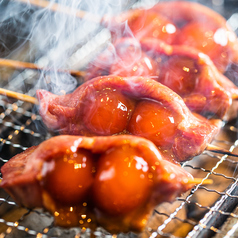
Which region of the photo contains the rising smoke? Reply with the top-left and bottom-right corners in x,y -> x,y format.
0,0 -> 137,94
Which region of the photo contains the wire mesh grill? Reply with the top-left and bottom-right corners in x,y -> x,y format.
0,0 -> 238,237
0,98 -> 238,237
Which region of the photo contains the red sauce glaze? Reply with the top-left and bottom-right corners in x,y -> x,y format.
93,145 -> 152,216
159,56 -> 199,96
128,10 -> 178,44
0,135 -> 195,233
174,21 -> 234,72
42,149 -> 95,206
88,38 -> 160,78
82,89 -> 135,135
37,76 -> 222,161
110,51 -> 159,78
127,100 -> 181,147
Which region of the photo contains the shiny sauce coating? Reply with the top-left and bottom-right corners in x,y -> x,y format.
128,100 -> 181,147
93,145 -> 153,215
41,149 -> 95,205
127,10 -> 178,44
110,51 -> 159,77
82,88 -> 181,150
40,144 -> 157,232
174,22 -> 234,72
159,56 -> 199,96
82,88 -> 135,135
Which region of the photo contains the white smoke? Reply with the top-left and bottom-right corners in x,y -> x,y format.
28,0 -> 128,94
0,0 -> 137,94
0,0 -> 232,94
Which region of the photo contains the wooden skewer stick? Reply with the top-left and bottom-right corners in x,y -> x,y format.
206,144 -> 238,158
0,177 -> 212,186
15,0 -> 126,27
0,88 -> 38,105
0,58 -> 86,77
16,0 -> 102,23
186,178 -> 213,185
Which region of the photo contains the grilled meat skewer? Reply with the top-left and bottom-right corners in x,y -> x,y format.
108,1 -> 238,73
36,75 -> 221,162
86,37 -> 238,120
0,135 -> 194,233
0,87 -> 237,159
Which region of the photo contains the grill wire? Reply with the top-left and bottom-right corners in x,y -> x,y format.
0,0 -> 238,237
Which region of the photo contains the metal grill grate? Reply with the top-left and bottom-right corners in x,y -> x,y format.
0,100 -> 238,237
0,0 -> 238,237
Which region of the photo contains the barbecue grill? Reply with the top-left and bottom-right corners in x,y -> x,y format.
0,0 -> 238,237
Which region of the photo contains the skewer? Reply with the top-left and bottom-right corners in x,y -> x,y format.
15,0 -> 102,23
0,88 -> 237,159
206,144 -> 238,158
186,178 -> 213,185
0,177 -> 212,185
0,58 -> 86,77
15,0 -> 129,28
0,88 -> 38,105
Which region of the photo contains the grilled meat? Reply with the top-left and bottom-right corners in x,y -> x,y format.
36,75 -> 221,162
0,135 -> 194,233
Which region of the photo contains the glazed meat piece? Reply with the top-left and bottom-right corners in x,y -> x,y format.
86,37 -> 238,119
37,75 -> 221,162
109,1 -> 238,73
0,135 -> 194,233
151,1 -> 238,73
141,38 -> 238,119
85,38 -> 160,80
109,8 -> 178,44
